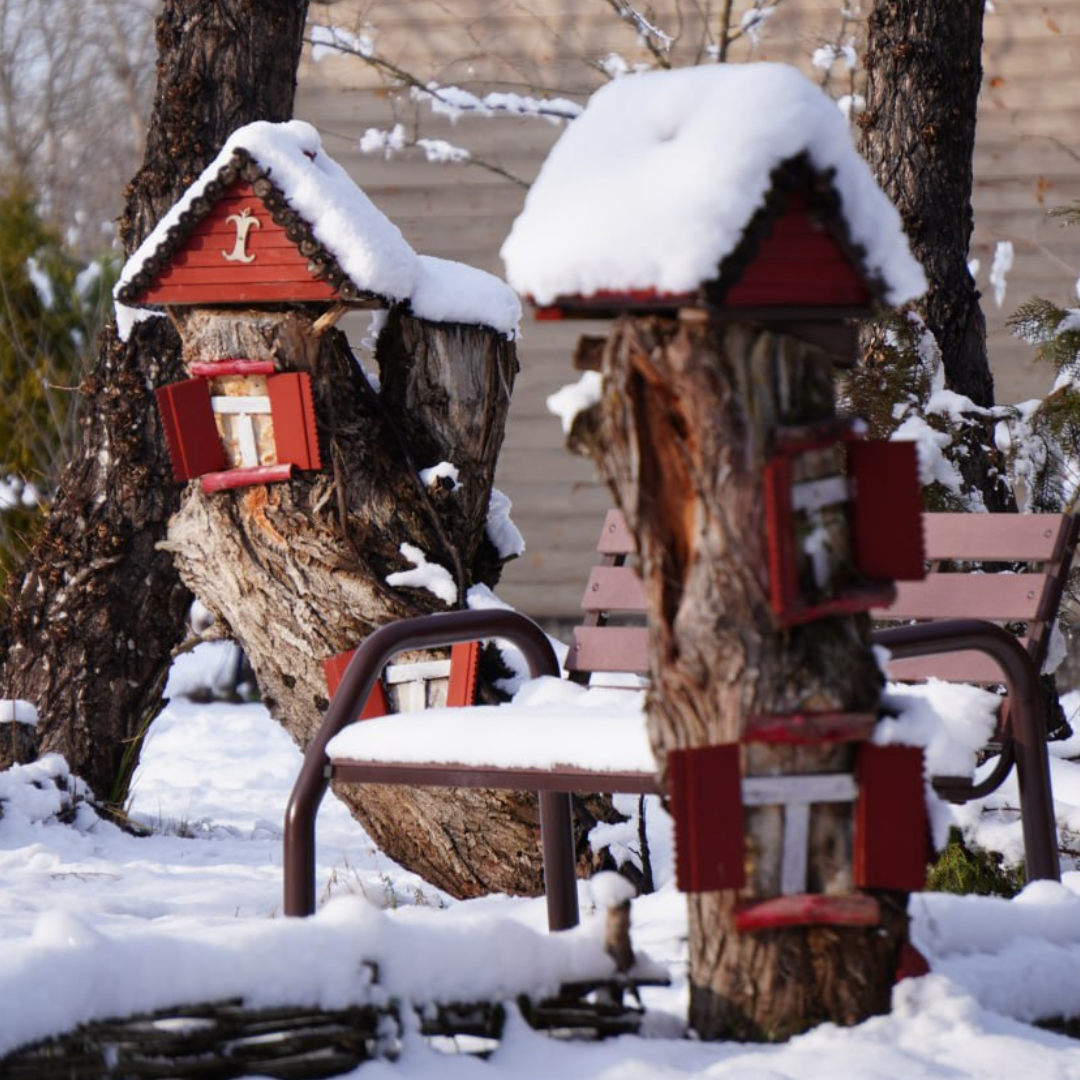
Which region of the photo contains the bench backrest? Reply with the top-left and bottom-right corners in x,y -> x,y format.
872,512 -> 1079,683
565,509 -> 1079,687
565,509 -> 649,682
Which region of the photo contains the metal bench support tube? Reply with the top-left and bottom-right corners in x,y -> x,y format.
873,618 -> 1060,883
283,609 -> 574,925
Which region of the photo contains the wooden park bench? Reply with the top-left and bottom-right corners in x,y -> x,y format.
284,509 -> 1077,929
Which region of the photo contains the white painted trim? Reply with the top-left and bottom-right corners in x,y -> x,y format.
384,660 -> 453,685
742,773 -> 857,807
791,475 -> 850,513
235,414 -> 259,469
780,803 -> 811,895
211,395 -> 272,415
396,680 -> 428,714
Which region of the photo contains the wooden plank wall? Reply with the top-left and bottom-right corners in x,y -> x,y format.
295,1 -> 1080,620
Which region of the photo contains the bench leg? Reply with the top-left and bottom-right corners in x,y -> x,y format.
283,763 -> 328,917
539,790 -> 580,930
1012,696 -> 1060,882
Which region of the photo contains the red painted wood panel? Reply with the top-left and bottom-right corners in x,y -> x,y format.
323,650 -> 390,718
136,179 -> 343,305
153,265 -> 323,285
668,743 -> 745,893
189,360 -> 276,378
743,712 -> 877,745
155,378 -> 227,481
267,372 -> 322,471
854,743 -> 929,891
734,893 -> 880,931
763,454 -> 800,621
721,198 -> 874,309
745,234 -> 853,261
849,440 -> 925,580
140,281 -> 340,305
199,464 -> 293,493
723,278 -> 873,307
447,641 -> 481,707
170,247 -> 321,268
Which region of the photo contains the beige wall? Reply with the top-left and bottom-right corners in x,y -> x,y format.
295,2 -> 1080,618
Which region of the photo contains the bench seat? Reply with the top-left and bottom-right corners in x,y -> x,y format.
325,683 -> 655,781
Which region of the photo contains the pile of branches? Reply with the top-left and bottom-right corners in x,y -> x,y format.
0,976 -> 665,1079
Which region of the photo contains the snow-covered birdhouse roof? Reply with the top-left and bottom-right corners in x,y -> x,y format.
114,122 -> 522,338
501,64 -> 926,320
116,121 -> 416,309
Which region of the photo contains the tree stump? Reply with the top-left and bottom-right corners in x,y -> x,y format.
593,315 -> 908,1040
159,305 -> 609,898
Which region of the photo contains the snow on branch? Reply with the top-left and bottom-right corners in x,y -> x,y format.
604,0 -> 674,57
358,123 -> 530,186
359,124 -> 471,165
309,24 -> 375,61
740,3 -> 778,47
990,240 -> 1015,308
414,84 -> 582,125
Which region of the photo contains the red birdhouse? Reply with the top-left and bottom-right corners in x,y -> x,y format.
116,162 -> 387,308
121,121 -> 422,491
115,121 -> 416,310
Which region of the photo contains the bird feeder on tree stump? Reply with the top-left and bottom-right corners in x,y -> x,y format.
116,120 -> 414,493
503,63 -> 930,1040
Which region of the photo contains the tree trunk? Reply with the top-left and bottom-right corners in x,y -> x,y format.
859,0 -> 991,407
0,0 -> 311,802
594,316 -> 908,1040
157,305 -> 604,899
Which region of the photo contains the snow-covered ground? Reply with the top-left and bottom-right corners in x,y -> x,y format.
4,641 -> 1080,1077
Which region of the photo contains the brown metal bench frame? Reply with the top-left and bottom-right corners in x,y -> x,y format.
283,607 -> 659,931
872,618 -> 1058,881
284,512 -> 1076,929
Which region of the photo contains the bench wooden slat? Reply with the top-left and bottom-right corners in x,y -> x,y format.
596,508 -> 638,556
883,646 -> 1028,685
923,513 -> 1065,562
598,509 -> 1069,563
566,626 -> 650,675
875,573 -> 1051,622
580,565 -> 648,614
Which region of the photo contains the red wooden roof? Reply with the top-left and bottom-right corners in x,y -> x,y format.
116,150 -> 387,309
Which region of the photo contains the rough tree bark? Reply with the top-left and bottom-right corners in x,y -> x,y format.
859,0 -> 992,407
594,316 -> 908,1041
157,306 -> 609,899
0,0 -> 310,800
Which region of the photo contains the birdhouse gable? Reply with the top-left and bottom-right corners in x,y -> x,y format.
707,156 -> 881,315
124,175 -> 350,307
116,120 -> 417,309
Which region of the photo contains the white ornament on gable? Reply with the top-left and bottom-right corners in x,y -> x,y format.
222,207 -> 261,264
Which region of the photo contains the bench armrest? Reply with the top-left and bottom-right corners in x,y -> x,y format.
871,618 -> 1058,882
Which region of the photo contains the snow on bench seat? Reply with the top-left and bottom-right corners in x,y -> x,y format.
326,677 -> 655,776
